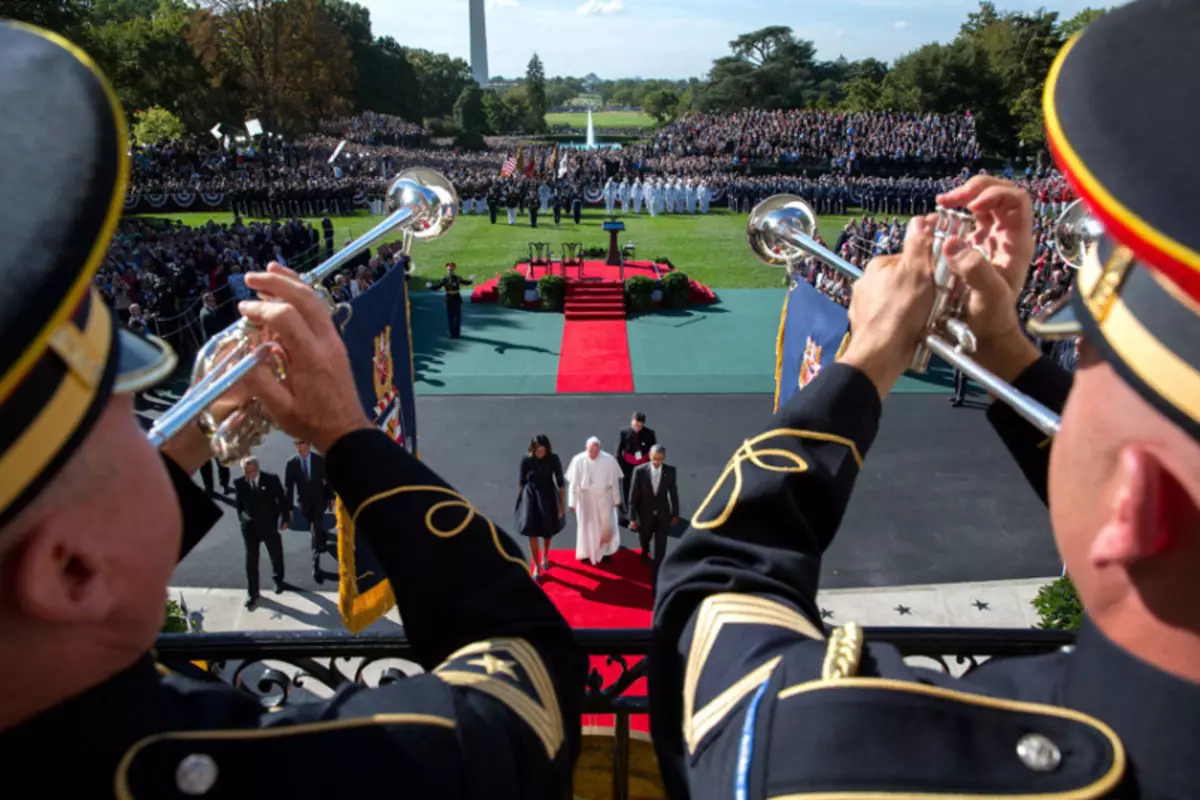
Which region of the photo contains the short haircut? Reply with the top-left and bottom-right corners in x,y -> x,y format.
632,412 -> 646,423
241,456 -> 258,470
650,445 -> 665,455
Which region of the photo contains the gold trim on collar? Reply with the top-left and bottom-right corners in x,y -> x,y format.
1084,246 -> 1134,324
684,593 -> 824,755
115,713 -> 456,799
772,678 -> 1126,799
693,429 -> 862,531
435,637 -> 564,759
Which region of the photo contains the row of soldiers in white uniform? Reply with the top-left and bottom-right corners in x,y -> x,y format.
600,177 -> 714,216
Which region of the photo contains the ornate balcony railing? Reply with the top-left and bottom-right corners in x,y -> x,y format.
155,627 -> 1074,800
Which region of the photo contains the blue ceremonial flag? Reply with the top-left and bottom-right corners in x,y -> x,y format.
334,262 -> 418,632
774,278 -> 851,413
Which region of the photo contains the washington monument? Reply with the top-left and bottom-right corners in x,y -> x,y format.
469,0 -> 489,87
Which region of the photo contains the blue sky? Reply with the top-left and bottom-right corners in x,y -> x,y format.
361,0 -> 1111,80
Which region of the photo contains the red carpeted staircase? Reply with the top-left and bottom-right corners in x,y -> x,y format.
564,282 -> 626,321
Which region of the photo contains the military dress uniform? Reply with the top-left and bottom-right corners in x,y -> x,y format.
648,4 -> 1200,798
0,23 -> 586,799
429,271 -> 474,339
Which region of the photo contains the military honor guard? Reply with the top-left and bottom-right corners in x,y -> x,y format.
649,4 -> 1200,797
426,261 -> 475,339
0,24 -> 585,797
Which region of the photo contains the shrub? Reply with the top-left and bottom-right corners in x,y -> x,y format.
132,106 -> 185,146
538,274 -> 567,311
660,271 -> 691,308
162,597 -> 200,633
454,130 -> 486,151
654,257 -> 675,270
497,270 -> 527,308
625,275 -> 655,314
1032,575 -> 1083,631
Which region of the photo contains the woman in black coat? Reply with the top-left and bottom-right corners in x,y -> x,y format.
516,434 -> 565,580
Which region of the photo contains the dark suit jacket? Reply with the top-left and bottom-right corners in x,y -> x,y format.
628,462 -> 679,525
285,453 -> 332,514
234,472 -> 287,533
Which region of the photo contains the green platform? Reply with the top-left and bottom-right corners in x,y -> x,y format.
410,294 -> 563,395
627,290 -> 782,394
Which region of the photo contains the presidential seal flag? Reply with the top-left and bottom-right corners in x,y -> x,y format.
333,262 -> 419,631
774,277 -> 850,413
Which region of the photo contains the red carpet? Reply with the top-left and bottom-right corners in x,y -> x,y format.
540,548 -> 653,734
556,318 -> 634,393
470,260 -> 718,305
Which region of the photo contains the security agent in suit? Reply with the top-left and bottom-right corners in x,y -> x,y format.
0,25 -> 585,799
285,439 -> 334,583
627,445 -> 679,579
427,261 -> 474,339
233,456 -> 288,607
650,9 -> 1200,797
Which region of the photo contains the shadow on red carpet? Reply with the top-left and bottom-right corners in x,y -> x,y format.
542,547 -> 652,733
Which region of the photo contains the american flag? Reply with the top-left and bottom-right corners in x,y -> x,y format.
500,153 -> 517,177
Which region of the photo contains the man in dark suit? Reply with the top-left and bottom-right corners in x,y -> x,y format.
234,456 -> 288,608
628,445 -> 679,582
616,411 -> 657,527
285,439 -> 334,584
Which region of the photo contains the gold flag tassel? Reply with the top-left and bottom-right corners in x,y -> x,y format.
834,330 -> 851,361
336,495 -> 397,633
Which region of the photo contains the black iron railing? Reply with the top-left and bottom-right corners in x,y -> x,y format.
155,627 -> 1074,800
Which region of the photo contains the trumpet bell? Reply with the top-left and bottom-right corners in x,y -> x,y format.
747,194 -> 819,267
388,167 -> 458,241
1053,198 -> 1104,269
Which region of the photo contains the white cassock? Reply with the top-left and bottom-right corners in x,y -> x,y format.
632,182 -> 643,214
567,450 -> 623,563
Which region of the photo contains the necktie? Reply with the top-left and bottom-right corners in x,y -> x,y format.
303,458 -> 309,480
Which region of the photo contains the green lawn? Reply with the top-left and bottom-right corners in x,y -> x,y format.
544,110 -> 656,129
132,208 -> 877,290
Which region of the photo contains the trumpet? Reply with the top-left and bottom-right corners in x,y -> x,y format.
1052,198 -> 1105,269
147,167 -> 459,462
747,194 -> 1062,437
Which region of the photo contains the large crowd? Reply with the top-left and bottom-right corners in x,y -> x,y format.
116,109 -> 1078,370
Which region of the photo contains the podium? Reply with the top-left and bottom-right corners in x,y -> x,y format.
602,219 -> 626,266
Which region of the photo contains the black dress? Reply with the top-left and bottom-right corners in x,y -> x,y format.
515,454 -> 565,538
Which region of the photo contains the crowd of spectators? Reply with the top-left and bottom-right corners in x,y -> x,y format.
650,110 -> 982,174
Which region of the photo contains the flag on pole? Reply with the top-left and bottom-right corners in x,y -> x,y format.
244,118 -> 264,137
514,146 -> 526,176
500,151 -> 517,177
334,262 -> 419,631
774,277 -> 850,413
209,123 -> 222,140
328,139 -> 347,164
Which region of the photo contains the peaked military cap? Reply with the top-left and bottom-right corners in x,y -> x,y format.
0,22 -> 176,530
1032,0 -> 1200,443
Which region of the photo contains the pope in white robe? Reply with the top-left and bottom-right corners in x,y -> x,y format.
567,437 -> 623,564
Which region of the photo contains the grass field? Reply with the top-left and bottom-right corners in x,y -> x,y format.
134,208 -> 879,290
544,110 -> 656,129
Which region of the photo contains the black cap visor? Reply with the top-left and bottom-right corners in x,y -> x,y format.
113,329 -> 177,394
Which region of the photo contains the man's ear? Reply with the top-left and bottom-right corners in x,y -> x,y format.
12,521 -> 113,625
1090,446 -> 1192,567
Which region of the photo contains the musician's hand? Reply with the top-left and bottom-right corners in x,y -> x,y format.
840,216 -> 938,399
936,175 -> 1035,295
239,263 -> 371,453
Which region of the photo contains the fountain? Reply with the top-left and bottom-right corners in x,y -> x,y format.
586,108 -> 596,149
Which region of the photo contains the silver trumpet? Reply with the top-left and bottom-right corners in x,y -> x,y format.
747,194 -> 1062,437
147,167 -> 459,462
1053,198 -> 1105,269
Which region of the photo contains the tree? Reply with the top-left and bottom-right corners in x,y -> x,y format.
642,88 -> 679,124
699,27 -> 820,113
453,83 -> 487,133
483,88 -> 523,134
525,53 -> 547,133
131,105 -> 186,144
1059,7 -> 1107,38
87,0 -> 220,131
407,48 -> 472,121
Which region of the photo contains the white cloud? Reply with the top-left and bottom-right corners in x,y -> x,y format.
487,0 -> 518,8
893,20 -> 908,28
577,0 -> 624,16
